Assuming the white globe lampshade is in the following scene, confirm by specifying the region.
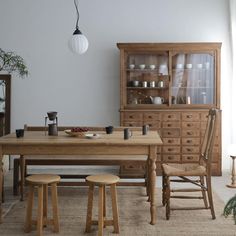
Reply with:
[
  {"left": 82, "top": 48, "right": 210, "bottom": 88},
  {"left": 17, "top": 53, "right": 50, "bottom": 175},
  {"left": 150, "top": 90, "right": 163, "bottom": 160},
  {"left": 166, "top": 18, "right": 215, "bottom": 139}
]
[{"left": 69, "top": 33, "right": 89, "bottom": 55}]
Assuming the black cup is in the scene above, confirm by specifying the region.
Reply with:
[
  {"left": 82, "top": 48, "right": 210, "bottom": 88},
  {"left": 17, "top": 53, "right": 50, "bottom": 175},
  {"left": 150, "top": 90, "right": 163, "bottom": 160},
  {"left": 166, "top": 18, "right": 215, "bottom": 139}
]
[
  {"left": 105, "top": 126, "right": 113, "bottom": 134},
  {"left": 16, "top": 129, "right": 24, "bottom": 138},
  {"left": 142, "top": 125, "right": 149, "bottom": 135},
  {"left": 124, "top": 128, "right": 132, "bottom": 140}
]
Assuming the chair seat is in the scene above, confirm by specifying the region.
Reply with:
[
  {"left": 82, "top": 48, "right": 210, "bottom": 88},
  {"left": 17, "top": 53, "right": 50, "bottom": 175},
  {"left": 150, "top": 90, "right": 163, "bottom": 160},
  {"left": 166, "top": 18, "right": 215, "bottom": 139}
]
[
  {"left": 26, "top": 174, "right": 61, "bottom": 185},
  {"left": 162, "top": 163, "right": 206, "bottom": 176},
  {"left": 86, "top": 174, "right": 120, "bottom": 185}
]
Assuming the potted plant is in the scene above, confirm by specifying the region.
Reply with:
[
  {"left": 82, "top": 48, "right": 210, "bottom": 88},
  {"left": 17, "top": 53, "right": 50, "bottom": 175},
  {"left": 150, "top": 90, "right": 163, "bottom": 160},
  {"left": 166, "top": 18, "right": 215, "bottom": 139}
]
[
  {"left": 0, "top": 48, "right": 28, "bottom": 78},
  {"left": 223, "top": 195, "right": 236, "bottom": 224}
]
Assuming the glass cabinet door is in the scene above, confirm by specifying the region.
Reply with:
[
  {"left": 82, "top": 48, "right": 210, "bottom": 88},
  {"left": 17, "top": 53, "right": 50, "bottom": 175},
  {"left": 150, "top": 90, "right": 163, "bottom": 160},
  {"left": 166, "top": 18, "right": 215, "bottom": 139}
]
[
  {"left": 171, "top": 52, "right": 214, "bottom": 105},
  {"left": 126, "top": 52, "right": 169, "bottom": 106}
]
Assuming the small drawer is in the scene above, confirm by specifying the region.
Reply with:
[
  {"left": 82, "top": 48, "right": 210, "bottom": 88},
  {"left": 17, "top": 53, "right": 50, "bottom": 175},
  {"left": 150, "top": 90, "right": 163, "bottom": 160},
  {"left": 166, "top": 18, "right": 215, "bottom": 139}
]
[
  {"left": 143, "top": 121, "right": 161, "bottom": 129},
  {"left": 182, "top": 146, "right": 200, "bottom": 154},
  {"left": 182, "top": 154, "right": 199, "bottom": 162},
  {"left": 182, "top": 122, "right": 200, "bottom": 129},
  {"left": 123, "top": 121, "right": 143, "bottom": 127},
  {"left": 124, "top": 112, "right": 143, "bottom": 121},
  {"left": 162, "top": 129, "right": 180, "bottom": 137},
  {"left": 201, "top": 112, "right": 209, "bottom": 121},
  {"left": 156, "top": 147, "right": 161, "bottom": 154},
  {"left": 143, "top": 113, "right": 160, "bottom": 120},
  {"left": 162, "top": 113, "right": 180, "bottom": 121},
  {"left": 182, "top": 112, "right": 200, "bottom": 121},
  {"left": 163, "top": 154, "right": 181, "bottom": 162},
  {"left": 156, "top": 154, "right": 162, "bottom": 161},
  {"left": 182, "top": 138, "right": 200, "bottom": 145},
  {"left": 163, "top": 146, "right": 181, "bottom": 154},
  {"left": 162, "top": 122, "right": 181, "bottom": 128},
  {"left": 182, "top": 129, "right": 200, "bottom": 137},
  {"left": 163, "top": 138, "right": 180, "bottom": 145}
]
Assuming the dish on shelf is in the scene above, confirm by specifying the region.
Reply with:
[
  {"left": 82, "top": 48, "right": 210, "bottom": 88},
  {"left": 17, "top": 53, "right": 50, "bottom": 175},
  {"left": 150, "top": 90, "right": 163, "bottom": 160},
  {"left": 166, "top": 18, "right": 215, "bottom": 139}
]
[
  {"left": 64, "top": 129, "right": 88, "bottom": 137},
  {"left": 85, "top": 133, "right": 101, "bottom": 139}
]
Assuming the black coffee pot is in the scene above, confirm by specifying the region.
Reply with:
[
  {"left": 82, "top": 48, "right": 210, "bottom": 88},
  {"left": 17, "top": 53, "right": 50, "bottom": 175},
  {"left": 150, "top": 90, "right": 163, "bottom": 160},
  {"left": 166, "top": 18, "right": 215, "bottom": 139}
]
[{"left": 45, "top": 111, "right": 58, "bottom": 136}]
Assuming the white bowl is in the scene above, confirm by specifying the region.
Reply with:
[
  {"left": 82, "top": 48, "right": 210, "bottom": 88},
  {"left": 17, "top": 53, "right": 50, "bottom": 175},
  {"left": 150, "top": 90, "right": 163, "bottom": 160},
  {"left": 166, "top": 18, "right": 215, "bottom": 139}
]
[
  {"left": 196, "top": 63, "right": 203, "bottom": 69},
  {"left": 149, "top": 65, "right": 156, "bottom": 70},
  {"left": 129, "top": 64, "right": 135, "bottom": 69},
  {"left": 139, "top": 64, "right": 146, "bottom": 69},
  {"left": 186, "top": 63, "right": 192, "bottom": 69},
  {"left": 176, "top": 64, "right": 183, "bottom": 69}
]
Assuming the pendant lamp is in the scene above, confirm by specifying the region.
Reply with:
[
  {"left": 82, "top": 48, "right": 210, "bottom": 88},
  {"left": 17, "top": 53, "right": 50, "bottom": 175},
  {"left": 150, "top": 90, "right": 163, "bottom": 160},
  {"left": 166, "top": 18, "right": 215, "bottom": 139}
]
[{"left": 68, "top": 0, "right": 88, "bottom": 54}]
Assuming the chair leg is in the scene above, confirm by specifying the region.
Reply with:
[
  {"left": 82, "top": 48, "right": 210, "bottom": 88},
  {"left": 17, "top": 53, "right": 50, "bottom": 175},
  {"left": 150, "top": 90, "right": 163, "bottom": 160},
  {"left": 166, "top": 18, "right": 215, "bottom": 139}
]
[
  {"left": 37, "top": 185, "right": 44, "bottom": 236},
  {"left": 85, "top": 183, "right": 94, "bottom": 233},
  {"left": 51, "top": 183, "right": 60, "bottom": 233},
  {"left": 110, "top": 184, "right": 119, "bottom": 234},
  {"left": 166, "top": 176, "right": 170, "bottom": 220},
  {"left": 98, "top": 186, "right": 104, "bottom": 236},
  {"left": 206, "top": 175, "right": 216, "bottom": 219},
  {"left": 13, "top": 158, "right": 19, "bottom": 196},
  {"left": 162, "top": 174, "right": 167, "bottom": 206},
  {"left": 19, "top": 155, "right": 25, "bottom": 201},
  {"left": 2, "top": 175, "right": 4, "bottom": 203},
  {"left": 103, "top": 185, "right": 106, "bottom": 223},
  {"left": 200, "top": 176, "right": 208, "bottom": 209},
  {"left": 24, "top": 185, "right": 34, "bottom": 233}
]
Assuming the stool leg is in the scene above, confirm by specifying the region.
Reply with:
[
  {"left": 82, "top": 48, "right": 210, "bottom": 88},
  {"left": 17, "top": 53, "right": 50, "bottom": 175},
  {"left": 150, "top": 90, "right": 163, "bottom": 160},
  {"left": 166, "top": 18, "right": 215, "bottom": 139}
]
[
  {"left": 24, "top": 185, "right": 34, "bottom": 233},
  {"left": 43, "top": 184, "right": 48, "bottom": 226},
  {"left": 110, "top": 184, "right": 119, "bottom": 234},
  {"left": 103, "top": 185, "right": 106, "bottom": 219},
  {"left": 98, "top": 185, "right": 104, "bottom": 236},
  {"left": 51, "top": 183, "right": 60, "bottom": 233},
  {"left": 85, "top": 183, "right": 94, "bottom": 233},
  {"left": 37, "top": 185, "right": 43, "bottom": 236}
]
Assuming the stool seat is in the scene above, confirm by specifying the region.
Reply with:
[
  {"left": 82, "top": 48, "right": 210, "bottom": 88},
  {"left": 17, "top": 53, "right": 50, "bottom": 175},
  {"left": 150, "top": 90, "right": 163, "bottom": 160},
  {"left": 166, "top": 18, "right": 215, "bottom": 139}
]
[
  {"left": 86, "top": 174, "right": 120, "bottom": 185},
  {"left": 26, "top": 174, "right": 61, "bottom": 185}
]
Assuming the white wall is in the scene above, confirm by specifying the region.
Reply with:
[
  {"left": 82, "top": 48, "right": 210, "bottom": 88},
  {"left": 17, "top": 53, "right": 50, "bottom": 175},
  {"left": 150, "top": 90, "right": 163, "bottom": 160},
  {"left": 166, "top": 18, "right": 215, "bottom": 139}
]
[{"left": 0, "top": 0, "right": 232, "bottom": 170}]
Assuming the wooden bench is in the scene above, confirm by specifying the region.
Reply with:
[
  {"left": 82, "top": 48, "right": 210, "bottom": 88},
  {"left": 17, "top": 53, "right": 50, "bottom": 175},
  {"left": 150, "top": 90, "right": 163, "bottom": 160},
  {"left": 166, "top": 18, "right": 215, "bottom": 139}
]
[{"left": 13, "top": 126, "right": 147, "bottom": 198}]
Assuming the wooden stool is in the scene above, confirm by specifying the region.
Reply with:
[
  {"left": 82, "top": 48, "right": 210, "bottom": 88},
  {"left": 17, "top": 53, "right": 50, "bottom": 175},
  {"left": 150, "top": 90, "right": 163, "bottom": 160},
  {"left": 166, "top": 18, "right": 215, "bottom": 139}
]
[
  {"left": 24, "top": 174, "right": 61, "bottom": 236},
  {"left": 85, "top": 174, "right": 120, "bottom": 236}
]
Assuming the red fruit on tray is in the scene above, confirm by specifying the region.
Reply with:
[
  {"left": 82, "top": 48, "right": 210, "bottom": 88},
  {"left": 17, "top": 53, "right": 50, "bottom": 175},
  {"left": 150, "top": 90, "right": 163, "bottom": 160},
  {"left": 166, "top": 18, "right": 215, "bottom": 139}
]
[{"left": 71, "top": 127, "right": 89, "bottom": 132}]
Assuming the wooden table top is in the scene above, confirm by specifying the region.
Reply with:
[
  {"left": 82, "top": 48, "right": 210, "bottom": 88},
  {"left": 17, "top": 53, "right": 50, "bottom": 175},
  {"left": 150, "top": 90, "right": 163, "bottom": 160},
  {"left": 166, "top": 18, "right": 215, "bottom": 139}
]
[{"left": 0, "top": 130, "right": 162, "bottom": 146}]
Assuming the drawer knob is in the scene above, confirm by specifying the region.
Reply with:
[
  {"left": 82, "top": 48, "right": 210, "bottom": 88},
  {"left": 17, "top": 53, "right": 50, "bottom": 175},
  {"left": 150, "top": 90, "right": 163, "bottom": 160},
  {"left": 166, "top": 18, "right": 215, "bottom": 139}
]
[
  {"left": 187, "top": 132, "right": 192, "bottom": 135},
  {"left": 168, "top": 115, "right": 171, "bottom": 118},
  {"left": 168, "top": 124, "right": 171, "bottom": 127},
  {"left": 168, "top": 140, "right": 172, "bottom": 143},
  {"left": 129, "top": 116, "right": 133, "bottom": 118},
  {"left": 168, "top": 148, "right": 173, "bottom": 151},
  {"left": 187, "top": 156, "right": 193, "bottom": 160},
  {"left": 168, "top": 156, "right": 173, "bottom": 160},
  {"left": 187, "top": 148, "right": 192, "bottom": 151},
  {"left": 187, "top": 140, "right": 192, "bottom": 143},
  {"left": 187, "top": 115, "right": 192, "bottom": 118},
  {"left": 148, "top": 116, "right": 152, "bottom": 118},
  {"left": 187, "top": 124, "right": 191, "bottom": 127},
  {"left": 129, "top": 124, "right": 133, "bottom": 127},
  {"left": 167, "top": 132, "right": 171, "bottom": 135}
]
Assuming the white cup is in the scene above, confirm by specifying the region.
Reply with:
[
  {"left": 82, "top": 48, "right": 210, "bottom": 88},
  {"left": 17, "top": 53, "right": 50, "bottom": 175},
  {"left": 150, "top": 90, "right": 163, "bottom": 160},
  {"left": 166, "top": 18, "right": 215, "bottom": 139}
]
[
  {"left": 149, "top": 64, "right": 156, "bottom": 70},
  {"left": 129, "top": 64, "right": 135, "bottom": 69},
  {"left": 139, "top": 64, "right": 146, "bottom": 69},
  {"left": 186, "top": 63, "right": 192, "bottom": 69}
]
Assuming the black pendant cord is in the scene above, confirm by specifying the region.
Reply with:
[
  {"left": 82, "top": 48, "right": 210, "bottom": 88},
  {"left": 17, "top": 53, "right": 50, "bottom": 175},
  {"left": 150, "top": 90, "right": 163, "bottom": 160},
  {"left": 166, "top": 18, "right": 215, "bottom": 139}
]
[{"left": 74, "top": 0, "right": 80, "bottom": 30}]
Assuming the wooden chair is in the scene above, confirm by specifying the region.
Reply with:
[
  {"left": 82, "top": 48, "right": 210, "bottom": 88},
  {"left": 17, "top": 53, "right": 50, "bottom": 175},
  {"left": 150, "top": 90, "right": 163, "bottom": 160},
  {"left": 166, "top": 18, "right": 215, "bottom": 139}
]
[
  {"left": 162, "top": 108, "right": 219, "bottom": 220},
  {"left": 85, "top": 174, "right": 120, "bottom": 236},
  {"left": 24, "top": 174, "right": 60, "bottom": 236}
]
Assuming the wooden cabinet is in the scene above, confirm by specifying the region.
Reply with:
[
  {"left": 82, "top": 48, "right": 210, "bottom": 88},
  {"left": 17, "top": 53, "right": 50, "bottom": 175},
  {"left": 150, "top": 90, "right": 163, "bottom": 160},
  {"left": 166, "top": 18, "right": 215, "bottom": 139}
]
[{"left": 117, "top": 43, "right": 221, "bottom": 176}]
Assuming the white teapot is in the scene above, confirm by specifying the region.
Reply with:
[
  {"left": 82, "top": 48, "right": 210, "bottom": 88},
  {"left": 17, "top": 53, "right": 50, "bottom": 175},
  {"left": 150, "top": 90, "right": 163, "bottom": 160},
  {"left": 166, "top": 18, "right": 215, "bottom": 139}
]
[{"left": 150, "top": 96, "right": 164, "bottom": 104}]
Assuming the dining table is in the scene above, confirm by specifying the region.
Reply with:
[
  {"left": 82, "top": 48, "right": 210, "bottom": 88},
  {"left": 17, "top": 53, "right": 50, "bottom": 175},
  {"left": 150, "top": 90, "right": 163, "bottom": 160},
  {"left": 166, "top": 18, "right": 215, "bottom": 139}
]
[{"left": 0, "top": 129, "right": 162, "bottom": 225}]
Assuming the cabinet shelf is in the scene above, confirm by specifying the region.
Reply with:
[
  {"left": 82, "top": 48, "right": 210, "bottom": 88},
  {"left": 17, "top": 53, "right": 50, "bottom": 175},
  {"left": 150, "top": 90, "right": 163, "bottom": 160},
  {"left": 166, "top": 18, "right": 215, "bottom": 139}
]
[{"left": 127, "top": 87, "right": 168, "bottom": 90}]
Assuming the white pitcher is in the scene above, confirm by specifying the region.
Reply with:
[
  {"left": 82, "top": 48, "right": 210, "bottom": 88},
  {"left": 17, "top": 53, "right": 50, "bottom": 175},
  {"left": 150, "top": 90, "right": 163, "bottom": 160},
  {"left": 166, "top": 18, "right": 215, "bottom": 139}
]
[{"left": 150, "top": 96, "right": 164, "bottom": 104}]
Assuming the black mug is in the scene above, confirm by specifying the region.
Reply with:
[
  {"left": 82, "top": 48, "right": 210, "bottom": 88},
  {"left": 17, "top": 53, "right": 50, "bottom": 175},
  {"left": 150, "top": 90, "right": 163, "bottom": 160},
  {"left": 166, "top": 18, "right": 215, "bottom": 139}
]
[
  {"left": 16, "top": 129, "right": 24, "bottom": 138},
  {"left": 124, "top": 128, "right": 132, "bottom": 140},
  {"left": 142, "top": 125, "right": 149, "bottom": 135},
  {"left": 105, "top": 126, "right": 113, "bottom": 134}
]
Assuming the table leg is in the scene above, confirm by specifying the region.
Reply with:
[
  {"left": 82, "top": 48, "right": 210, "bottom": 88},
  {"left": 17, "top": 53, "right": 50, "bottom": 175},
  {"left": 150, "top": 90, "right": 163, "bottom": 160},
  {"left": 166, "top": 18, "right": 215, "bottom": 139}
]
[
  {"left": 20, "top": 155, "right": 25, "bottom": 201},
  {"left": 149, "top": 145, "right": 157, "bottom": 225},
  {"left": 0, "top": 146, "right": 3, "bottom": 223}
]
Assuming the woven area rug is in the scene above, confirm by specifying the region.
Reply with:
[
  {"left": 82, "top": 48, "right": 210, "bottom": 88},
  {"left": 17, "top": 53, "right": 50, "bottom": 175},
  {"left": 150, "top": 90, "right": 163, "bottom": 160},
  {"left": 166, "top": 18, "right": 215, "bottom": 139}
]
[{"left": 0, "top": 187, "right": 236, "bottom": 236}]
